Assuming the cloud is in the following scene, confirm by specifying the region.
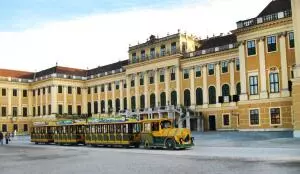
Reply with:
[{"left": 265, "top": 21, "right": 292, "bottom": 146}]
[{"left": 0, "top": 0, "right": 270, "bottom": 72}]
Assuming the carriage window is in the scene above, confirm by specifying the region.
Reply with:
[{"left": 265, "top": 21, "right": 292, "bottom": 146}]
[
  {"left": 161, "top": 120, "right": 172, "bottom": 129},
  {"left": 144, "top": 123, "right": 151, "bottom": 132},
  {"left": 116, "top": 124, "right": 121, "bottom": 133},
  {"left": 123, "top": 124, "right": 128, "bottom": 133},
  {"left": 152, "top": 122, "right": 159, "bottom": 131}
]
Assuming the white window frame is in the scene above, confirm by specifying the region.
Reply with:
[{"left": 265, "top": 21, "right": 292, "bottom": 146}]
[
  {"left": 249, "top": 108, "right": 260, "bottom": 126},
  {"left": 266, "top": 35, "right": 277, "bottom": 53},
  {"left": 247, "top": 40, "right": 257, "bottom": 57},
  {"left": 288, "top": 31, "right": 295, "bottom": 49},
  {"left": 235, "top": 58, "right": 240, "bottom": 71},
  {"left": 195, "top": 66, "right": 201, "bottom": 78},
  {"left": 208, "top": 64, "right": 215, "bottom": 76},
  {"left": 222, "top": 113, "right": 231, "bottom": 127},
  {"left": 269, "top": 107, "right": 281, "bottom": 126}
]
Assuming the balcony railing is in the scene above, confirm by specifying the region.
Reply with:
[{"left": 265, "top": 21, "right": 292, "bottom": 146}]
[
  {"left": 236, "top": 9, "right": 292, "bottom": 29},
  {"left": 129, "top": 48, "right": 182, "bottom": 64},
  {"left": 184, "top": 43, "right": 238, "bottom": 59}
]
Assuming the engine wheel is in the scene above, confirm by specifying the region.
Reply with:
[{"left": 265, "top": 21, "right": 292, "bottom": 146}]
[{"left": 165, "top": 139, "right": 175, "bottom": 150}]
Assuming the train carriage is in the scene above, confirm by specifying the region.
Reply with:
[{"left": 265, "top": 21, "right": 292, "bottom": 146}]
[
  {"left": 53, "top": 120, "right": 86, "bottom": 145},
  {"left": 31, "top": 122, "right": 56, "bottom": 144}
]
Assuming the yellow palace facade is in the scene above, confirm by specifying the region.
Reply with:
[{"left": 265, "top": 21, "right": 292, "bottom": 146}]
[{"left": 1, "top": 0, "right": 300, "bottom": 137}]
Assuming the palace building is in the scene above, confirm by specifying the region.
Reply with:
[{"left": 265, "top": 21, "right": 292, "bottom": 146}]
[{"left": 1, "top": 0, "right": 300, "bottom": 137}]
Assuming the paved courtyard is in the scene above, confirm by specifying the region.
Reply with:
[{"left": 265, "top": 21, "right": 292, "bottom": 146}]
[{"left": 1, "top": 132, "right": 300, "bottom": 174}]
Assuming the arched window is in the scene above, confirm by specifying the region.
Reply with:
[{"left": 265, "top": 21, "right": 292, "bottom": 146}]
[
  {"left": 196, "top": 88, "right": 203, "bottom": 105},
  {"left": 108, "top": 100, "right": 112, "bottom": 112},
  {"left": 209, "top": 86, "right": 216, "bottom": 104},
  {"left": 140, "top": 95, "right": 145, "bottom": 109},
  {"left": 123, "top": 98, "right": 127, "bottom": 110},
  {"left": 131, "top": 96, "right": 136, "bottom": 110},
  {"left": 236, "top": 83, "right": 241, "bottom": 95},
  {"left": 160, "top": 92, "right": 166, "bottom": 106},
  {"left": 184, "top": 89, "right": 191, "bottom": 107},
  {"left": 222, "top": 84, "right": 230, "bottom": 96},
  {"left": 150, "top": 93, "right": 155, "bottom": 108},
  {"left": 171, "top": 91, "right": 177, "bottom": 106},
  {"left": 115, "top": 99, "right": 120, "bottom": 112},
  {"left": 101, "top": 100, "right": 105, "bottom": 113}
]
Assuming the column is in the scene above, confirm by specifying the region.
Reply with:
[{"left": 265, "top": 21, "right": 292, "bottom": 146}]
[
  {"left": 18, "top": 89, "right": 22, "bottom": 116},
  {"left": 82, "top": 87, "right": 87, "bottom": 114},
  {"left": 154, "top": 69, "right": 159, "bottom": 107},
  {"left": 190, "top": 67, "right": 195, "bottom": 107},
  {"left": 216, "top": 62, "right": 221, "bottom": 106},
  {"left": 7, "top": 88, "right": 12, "bottom": 116},
  {"left": 40, "top": 88, "right": 43, "bottom": 115},
  {"left": 279, "top": 32, "right": 290, "bottom": 97},
  {"left": 176, "top": 65, "right": 181, "bottom": 106},
  {"left": 258, "top": 37, "right": 268, "bottom": 98},
  {"left": 202, "top": 65, "right": 208, "bottom": 108},
  {"left": 35, "top": 89, "right": 38, "bottom": 115},
  {"left": 45, "top": 87, "right": 48, "bottom": 115},
  {"left": 126, "top": 76, "right": 131, "bottom": 110},
  {"left": 63, "top": 86, "right": 67, "bottom": 114},
  {"left": 51, "top": 85, "right": 57, "bottom": 114},
  {"left": 291, "top": 0, "right": 300, "bottom": 138},
  {"left": 120, "top": 80, "right": 124, "bottom": 110},
  {"left": 238, "top": 42, "right": 248, "bottom": 101},
  {"left": 28, "top": 89, "right": 32, "bottom": 116},
  {"left": 112, "top": 82, "right": 116, "bottom": 114},
  {"left": 91, "top": 87, "right": 94, "bottom": 114},
  {"left": 230, "top": 59, "right": 236, "bottom": 95},
  {"left": 165, "top": 68, "right": 170, "bottom": 105},
  {"left": 98, "top": 86, "right": 101, "bottom": 115},
  {"left": 135, "top": 74, "right": 140, "bottom": 109},
  {"left": 72, "top": 87, "right": 76, "bottom": 114},
  {"left": 104, "top": 84, "right": 108, "bottom": 113},
  {"left": 144, "top": 72, "right": 149, "bottom": 108}
]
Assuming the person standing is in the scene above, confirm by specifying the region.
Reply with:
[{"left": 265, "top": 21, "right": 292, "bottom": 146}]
[
  {"left": 0, "top": 132, "right": 3, "bottom": 146},
  {"left": 5, "top": 133, "right": 9, "bottom": 144}
]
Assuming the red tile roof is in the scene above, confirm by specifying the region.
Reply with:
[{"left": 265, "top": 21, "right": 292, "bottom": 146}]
[{"left": 0, "top": 69, "right": 34, "bottom": 79}]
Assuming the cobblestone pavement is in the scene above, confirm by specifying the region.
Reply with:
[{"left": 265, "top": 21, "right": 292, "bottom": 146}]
[{"left": 0, "top": 132, "right": 300, "bottom": 174}]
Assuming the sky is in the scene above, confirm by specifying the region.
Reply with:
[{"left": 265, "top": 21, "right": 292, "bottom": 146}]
[{"left": 0, "top": 0, "right": 271, "bottom": 72}]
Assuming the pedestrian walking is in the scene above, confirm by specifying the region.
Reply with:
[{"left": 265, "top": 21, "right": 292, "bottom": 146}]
[
  {"left": 5, "top": 133, "right": 9, "bottom": 144},
  {"left": 0, "top": 132, "right": 3, "bottom": 146}
]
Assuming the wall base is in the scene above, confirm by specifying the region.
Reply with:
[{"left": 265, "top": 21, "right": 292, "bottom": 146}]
[{"left": 294, "top": 130, "right": 300, "bottom": 138}]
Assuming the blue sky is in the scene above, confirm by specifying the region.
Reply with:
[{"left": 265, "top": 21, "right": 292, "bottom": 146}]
[{"left": 0, "top": 0, "right": 204, "bottom": 31}]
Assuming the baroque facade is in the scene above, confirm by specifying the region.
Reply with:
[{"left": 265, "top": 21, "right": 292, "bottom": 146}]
[{"left": 1, "top": 0, "right": 300, "bottom": 136}]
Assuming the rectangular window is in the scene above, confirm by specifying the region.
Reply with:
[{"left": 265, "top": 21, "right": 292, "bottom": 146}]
[
  {"left": 221, "top": 61, "right": 228, "bottom": 73},
  {"left": 149, "top": 73, "right": 154, "bottom": 84},
  {"left": 115, "top": 81, "right": 120, "bottom": 90},
  {"left": 13, "top": 124, "right": 18, "bottom": 132},
  {"left": 131, "top": 79, "right": 135, "bottom": 87},
  {"left": 88, "top": 87, "right": 91, "bottom": 94},
  {"left": 48, "top": 86, "right": 51, "bottom": 93},
  {"left": 43, "top": 87, "right": 45, "bottom": 95},
  {"left": 249, "top": 76, "right": 258, "bottom": 95},
  {"left": 183, "top": 69, "right": 189, "bottom": 79},
  {"left": 108, "top": 83, "right": 112, "bottom": 91},
  {"left": 289, "top": 32, "right": 294, "bottom": 48},
  {"left": 270, "top": 73, "right": 279, "bottom": 93},
  {"left": 250, "top": 109, "right": 259, "bottom": 125},
  {"left": 12, "top": 107, "right": 18, "bottom": 116},
  {"left": 208, "top": 64, "right": 214, "bottom": 75},
  {"left": 23, "top": 107, "right": 27, "bottom": 117},
  {"left": 247, "top": 40, "right": 256, "bottom": 56},
  {"left": 23, "top": 90, "right": 27, "bottom": 97},
  {"left": 33, "top": 107, "right": 36, "bottom": 117},
  {"left": 101, "top": 85, "right": 104, "bottom": 92},
  {"left": 67, "top": 86, "right": 72, "bottom": 94},
  {"left": 77, "top": 105, "right": 81, "bottom": 115},
  {"left": 94, "top": 86, "right": 97, "bottom": 93},
  {"left": 24, "top": 124, "right": 28, "bottom": 132},
  {"left": 77, "top": 87, "right": 81, "bottom": 94},
  {"left": 38, "top": 89, "right": 40, "bottom": 95},
  {"left": 267, "top": 36, "right": 277, "bottom": 52},
  {"left": 58, "top": 105, "right": 63, "bottom": 115},
  {"left": 58, "top": 86, "right": 63, "bottom": 93},
  {"left": 270, "top": 108, "right": 280, "bottom": 125},
  {"left": 140, "top": 75, "right": 144, "bottom": 86},
  {"left": 38, "top": 106, "right": 40, "bottom": 116},
  {"left": 13, "top": 89, "right": 17, "bottom": 96},
  {"left": 236, "top": 59, "right": 240, "bottom": 71},
  {"left": 170, "top": 68, "right": 175, "bottom": 81},
  {"left": 223, "top": 114, "right": 230, "bottom": 126},
  {"left": 43, "top": 105, "right": 46, "bottom": 115},
  {"left": 160, "top": 70, "right": 164, "bottom": 82},
  {"left": 2, "top": 124, "right": 7, "bottom": 132},
  {"left": 48, "top": 104, "right": 51, "bottom": 115},
  {"left": 124, "top": 82, "right": 127, "bottom": 89},
  {"left": 171, "top": 42, "right": 176, "bottom": 54},
  {"left": 150, "top": 48, "right": 155, "bottom": 59},
  {"left": 161, "top": 45, "right": 166, "bottom": 56},
  {"left": 33, "top": 90, "right": 35, "bottom": 96},
  {"left": 132, "top": 52, "right": 137, "bottom": 62},
  {"left": 195, "top": 66, "right": 201, "bottom": 77},
  {"left": 141, "top": 50, "right": 145, "bottom": 60},
  {"left": 2, "top": 88, "right": 6, "bottom": 96},
  {"left": 68, "top": 105, "right": 72, "bottom": 115},
  {"left": 1, "top": 107, "right": 6, "bottom": 116}
]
